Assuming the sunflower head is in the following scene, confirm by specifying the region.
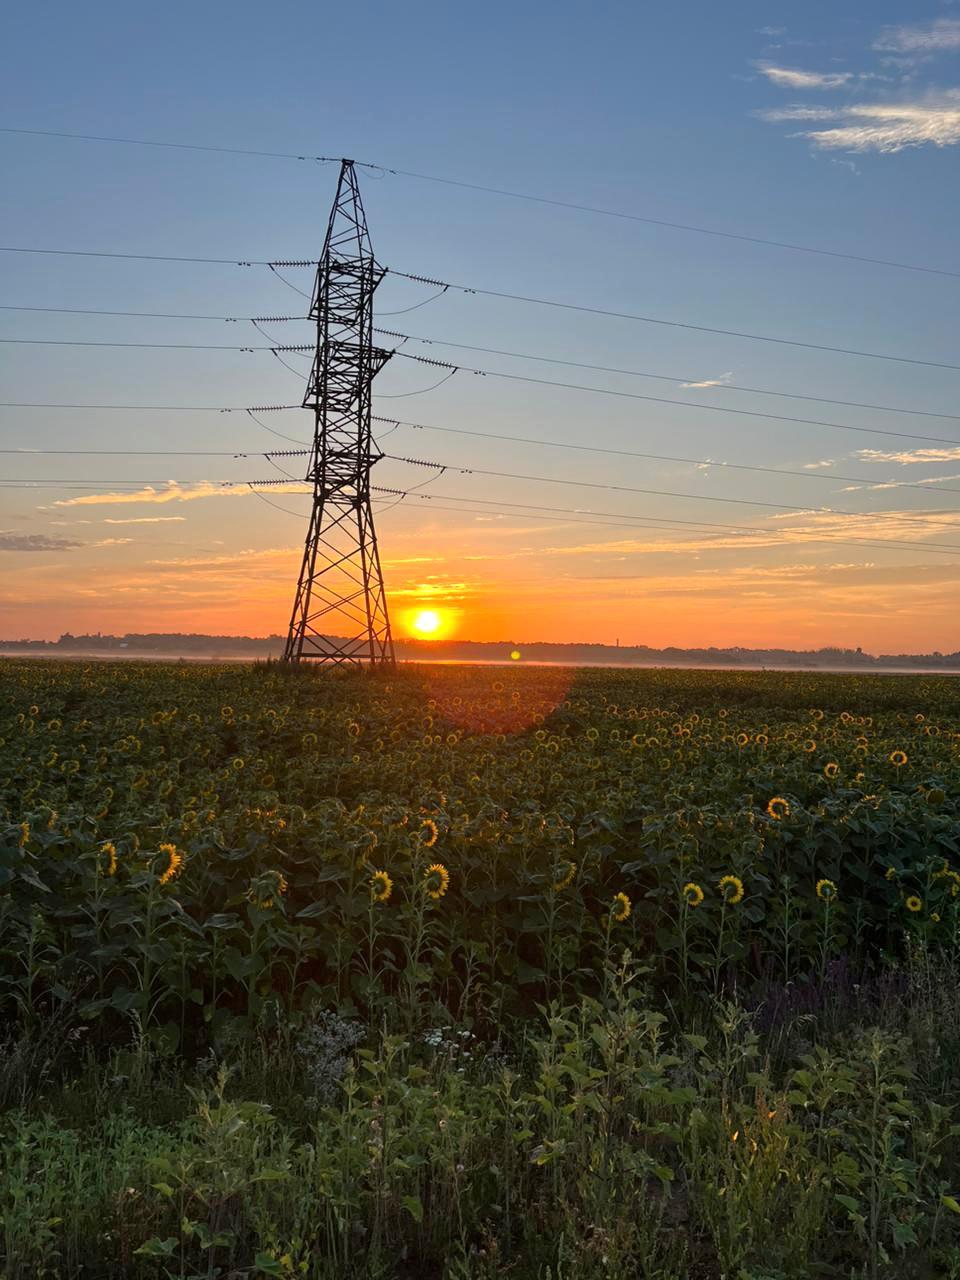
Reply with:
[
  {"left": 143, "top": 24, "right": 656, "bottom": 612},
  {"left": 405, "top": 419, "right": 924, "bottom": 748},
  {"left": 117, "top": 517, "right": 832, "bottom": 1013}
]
[
  {"left": 424, "top": 862, "right": 450, "bottom": 900},
  {"left": 823, "top": 762, "right": 839, "bottom": 780},
  {"left": 803, "top": 740, "right": 817, "bottom": 753},
  {"left": 766, "top": 796, "right": 790, "bottom": 821},
  {"left": 611, "top": 891, "right": 632, "bottom": 923},
  {"left": 420, "top": 818, "right": 439, "bottom": 848},
  {"left": 816, "top": 878, "right": 837, "bottom": 902},
  {"left": 885, "top": 866, "right": 897, "bottom": 881},
  {"left": 682, "top": 881, "right": 705, "bottom": 908},
  {"left": 158, "top": 842, "right": 183, "bottom": 886},
  {"left": 370, "top": 869, "right": 393, "bottom": 903},
  {"left": 100, "top": 842, "right": 118, "bottom": 877},
  {"left": 889, "top": 750, "right": 908, "bottom": 767},
  {"left": 905, "top": 895, "right": 923, "bottom": 914},
  {"left": 718, "top": 875, "right": 744, "bottom": 905},
  {"left": 553, "top": 860, "right": 577, "bottom": 892}
]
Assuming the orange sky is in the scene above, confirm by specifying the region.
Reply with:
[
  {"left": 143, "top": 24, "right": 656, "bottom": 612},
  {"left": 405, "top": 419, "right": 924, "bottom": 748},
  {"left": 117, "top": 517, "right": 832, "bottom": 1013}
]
[{"left": 4, "top": 483, "right": 959, "bottom": 652}]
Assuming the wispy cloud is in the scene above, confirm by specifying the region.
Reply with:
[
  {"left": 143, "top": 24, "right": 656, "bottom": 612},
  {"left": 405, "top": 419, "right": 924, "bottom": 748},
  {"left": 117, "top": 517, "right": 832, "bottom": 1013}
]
[
  {"left": 803, "top": 459, "right": 836, "bottom": 469},
  {"left": 874, "top": 19, "right": 960, "bottom": 54},
  {"left": 53, "top": 481, "right": 307, "bottom": 508},
  {"left": 103, "top": 515, "right": 188, "bottom": 525},
  {"left": 856, "top": 447, "right": 960, "bottom": 465},
  {"left": 680, "top": 371, "right": 734, "bottom": 389},
  {"left": 0, "top": 531, "right": 82, "bottom": 551},
  {"left": 756, "top": 63, "right": 854, "bottom": 89},
  {"left": 800, "top": 94, "right": 960, "bottom": 152}
]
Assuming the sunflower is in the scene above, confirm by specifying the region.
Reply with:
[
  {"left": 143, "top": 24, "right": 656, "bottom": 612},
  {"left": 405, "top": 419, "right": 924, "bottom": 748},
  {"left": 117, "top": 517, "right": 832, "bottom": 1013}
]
[
  {"left": 736, "top": 732, "right": 749, "bottom": 747},
  {"left": 816, "top": 878, "right": 837, "bottom": 901},
  {"left": 231, "top": 757, "right": 244, "bottom": 771},
  {"left": 905, "top": 895, "right": 923, "bottom": 913},
  {"left": 246, "top": 869, "right": 288, "bottom": 909},
  {"left": 370, "top": 869, "right": 393, "bottom": 903},
  {"left": 18, "top": 821, "right": 29, "bottom": 848},
  {"left": 718, "top": 875, "right": 745, "bottom": 905},
  {"left": 823, "top": 762, "right": 839, "bottom": 780},
  {"left": 889, "top": 750, "right": 908, "bottom": 767},
  {"left": 420, "top": 818, "right": 439, "bottom": 848},
  {"left": 158, "top": 842, "right": 183, "bottom": 886},
  {"left": 100, "top": 842, "right": 118, "bottom": 877},
  {"left": 766, "top": 796, "right": 790, "bottom": 821},
  {"left": 553, "top": 860, "right": 577, "bottom": 891},
  {"left": 682, "top": 881, "right": 705, "bottom": 908},
  {"left": 885, "top": 866, "right": 897, "bottom": 881},
  {"left": 803, "top": 740, "right": 817, "bottom": 753},
  {"left": 931, "top": 912, "right": 941, "bottom": 923},
  {"left": 611, "top": 891, "right": 632, "bottom": 923},
  {"left": 424, "top": 862, "right": 450, "bottom": 900}
]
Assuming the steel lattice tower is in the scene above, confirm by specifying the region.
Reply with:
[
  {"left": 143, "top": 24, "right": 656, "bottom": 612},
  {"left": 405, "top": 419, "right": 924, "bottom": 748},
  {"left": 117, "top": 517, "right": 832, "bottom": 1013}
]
[{"left": 283, "top": 160, "right": 395, "bottom": 666}]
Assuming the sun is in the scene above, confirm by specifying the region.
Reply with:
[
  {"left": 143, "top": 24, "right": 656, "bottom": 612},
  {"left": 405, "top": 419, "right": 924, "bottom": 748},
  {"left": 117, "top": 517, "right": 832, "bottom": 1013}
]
[{"left": 411, "top": 609, "right": 442, "bottom": 636}]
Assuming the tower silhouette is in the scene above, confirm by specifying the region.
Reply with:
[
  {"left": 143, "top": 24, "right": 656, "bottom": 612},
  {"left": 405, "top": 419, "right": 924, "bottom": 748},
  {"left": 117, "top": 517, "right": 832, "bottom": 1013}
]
[{"left": 283, "top": 160, "right": 395, "bottom": 666}]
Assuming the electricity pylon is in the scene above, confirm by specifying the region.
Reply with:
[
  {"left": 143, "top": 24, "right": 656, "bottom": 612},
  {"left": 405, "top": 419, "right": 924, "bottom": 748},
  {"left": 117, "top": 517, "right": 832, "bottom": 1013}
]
[{"left": 283, "top": 160, "right": 395, "bottom": 666}]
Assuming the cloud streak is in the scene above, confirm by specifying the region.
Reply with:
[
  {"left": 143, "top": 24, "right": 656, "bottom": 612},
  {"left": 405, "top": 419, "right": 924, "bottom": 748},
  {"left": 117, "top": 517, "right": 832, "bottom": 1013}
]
[
  {"left": 762, "top": 94, "right": 960, "bottom": 152},
  {"left": 757, "top": 63, "right": 855, "bottom": 89},
  {"left": 0, "top": 532, "right": 82, "bottom": 552},
  {"left": 874, "top": 19, "right": 960, "bottom": 54}
]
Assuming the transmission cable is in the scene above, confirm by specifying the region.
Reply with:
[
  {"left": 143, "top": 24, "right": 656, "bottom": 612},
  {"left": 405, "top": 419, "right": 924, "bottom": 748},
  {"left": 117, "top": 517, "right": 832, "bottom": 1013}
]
[
  {"left": 5, "top": 301, "right": 960, "bottom": 423},
  {"left": 367, "top": 415, "right": 960, "bottom": 497},
  {"left": 389, "top": 353, "right": 960, "bottom": 449},
  {"left": 380, "top": 451, "right": 960, "bottom": 537},
  {"left": 390, "top": 272, "right": 960, "bottom": 373},
  {"left": 4, "top": 127, "right": 956, "bottom": 280}
]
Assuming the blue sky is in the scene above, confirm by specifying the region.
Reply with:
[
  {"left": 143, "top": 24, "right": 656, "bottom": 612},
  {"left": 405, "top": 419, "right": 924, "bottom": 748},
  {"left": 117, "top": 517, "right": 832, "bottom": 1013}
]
[{"left": 2, "top": 1, "right": 960, "bottom": 649}]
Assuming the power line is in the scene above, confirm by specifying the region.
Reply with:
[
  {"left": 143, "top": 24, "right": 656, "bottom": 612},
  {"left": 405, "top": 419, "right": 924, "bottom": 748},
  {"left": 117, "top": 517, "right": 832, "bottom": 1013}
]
[
  {"left": 0, "top": 402, "right": 299, "bottom": 411},
  {"left": 0, "top": 246, "right": 275, "bottom": 266},
  {"left": 377, "top": 330, "right": 960, "bottom": 423},
  {"left": 390, "top": 271, "right": 960, "bottom": 373},
  {"left": 5, "top": 301, "right": 960, "bottom": 424},
  {"left": 380, "top": 451, "right": 960, "bottom": 537},
  {"left": 4, "top": 421, "right": 956, "bottom": 499},
  {"left": 4, "top": 127, "right": 956, "bottom": 281},
  {"left": 6, "top": 331, "right": 960, "bottom": 449},
  {"left": 392, "top": 353, "right": 960, "bottom": 449},
  {"left": 4, "top": 252, "right": 957, "bottom": 369},
  {"left": 370, "top": 487, "right": 960, "bottom": 558},
  {"left": 368, "top": 415, "right": 960, "bottom": 497}
]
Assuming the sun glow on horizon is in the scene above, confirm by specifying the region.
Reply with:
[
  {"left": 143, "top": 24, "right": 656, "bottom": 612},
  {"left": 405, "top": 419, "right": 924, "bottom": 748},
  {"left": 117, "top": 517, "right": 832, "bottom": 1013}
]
[{"left": 409, "top": 608, "right": 445, "bottom": 637}]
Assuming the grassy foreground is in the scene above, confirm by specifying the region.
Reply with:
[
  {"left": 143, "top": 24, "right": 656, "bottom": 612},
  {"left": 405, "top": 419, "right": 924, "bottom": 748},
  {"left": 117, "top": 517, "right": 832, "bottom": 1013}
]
[{"left": 2, "top": 659, "right": 960, "bottom": 1278}]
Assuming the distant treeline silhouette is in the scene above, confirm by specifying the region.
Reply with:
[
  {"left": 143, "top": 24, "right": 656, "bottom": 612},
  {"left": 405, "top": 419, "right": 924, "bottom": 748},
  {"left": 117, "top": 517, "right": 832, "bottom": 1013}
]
[{"left": 2, "top": 632, "right": 959, "bottom": 669}]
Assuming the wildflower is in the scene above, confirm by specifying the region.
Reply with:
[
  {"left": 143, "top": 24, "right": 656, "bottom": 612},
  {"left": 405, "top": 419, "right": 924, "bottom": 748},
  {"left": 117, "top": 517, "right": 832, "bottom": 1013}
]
[
  {"left": 100, "top": 842, "right": 118, "bottom": 877},
  {"left": 683, "top": 881, "right": 705, "bottom": 907},
  {"left": 611, "top": 891, "right": 632, "bottom": 923},
  {"left": 718, "top": 875, "right": 744, "bottom": 905},
  {"left": 816, "top": 878, "right": 837, "bottom": 901},
  {"left": 424, "top": 862, "right": 450, "bottom": 900},
  {"left": 766, "top": 796, "right": 790, "bottom": 821},
  {"left": 420, "top": 818, "right": 439, "bottom": 848},
  {"left": 158, "top": 842, "right": 183, "bottom": 886},
  {"left": 370, "top": 869, "right": 393, "bottom": 903},
  {"left": 553, "top": 860, "right": 577, "bottom": 891},
  {"left": 889, "top": 750, "right": 908, "bottom": 767},
  {"left": 931, "top": 912, "right": 941, "bottom": 923},
  {"left": 885, "top": 866, "right": 897, "bottom": 881},
  {"left": 905, "top": 895, "right": 923, "bottom": 913},
  {"left": 823, "top": 762, "right": 839, "bottom": 779}
]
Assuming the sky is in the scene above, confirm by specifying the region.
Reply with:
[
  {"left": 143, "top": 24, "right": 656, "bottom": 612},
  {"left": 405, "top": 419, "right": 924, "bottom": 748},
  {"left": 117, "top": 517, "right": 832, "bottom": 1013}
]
[{"left": 2, "top": 0, "right": 960, "bottom": 652}]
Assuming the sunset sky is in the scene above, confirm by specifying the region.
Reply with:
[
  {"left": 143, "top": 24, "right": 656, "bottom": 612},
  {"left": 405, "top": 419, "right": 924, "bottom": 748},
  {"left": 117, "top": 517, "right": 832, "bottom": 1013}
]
[{"left": 3, "top": 1, "right": 960, "bottom": 652}]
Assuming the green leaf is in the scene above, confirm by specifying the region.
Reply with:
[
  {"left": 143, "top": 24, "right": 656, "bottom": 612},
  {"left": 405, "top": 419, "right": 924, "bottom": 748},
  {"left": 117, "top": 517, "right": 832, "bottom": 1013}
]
[
  {"left": 401, "top": 1194, "right": 423, "bottom": 1223},
  {"left": 941, "top": 1194, "right": 960, "bottom": 1215}
]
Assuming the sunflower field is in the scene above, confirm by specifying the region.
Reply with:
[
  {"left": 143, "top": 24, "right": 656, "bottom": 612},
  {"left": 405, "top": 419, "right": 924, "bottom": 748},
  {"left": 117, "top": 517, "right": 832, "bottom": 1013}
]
[{"left": 2, "top": 659, "right": 960, "bottom": 1278}]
